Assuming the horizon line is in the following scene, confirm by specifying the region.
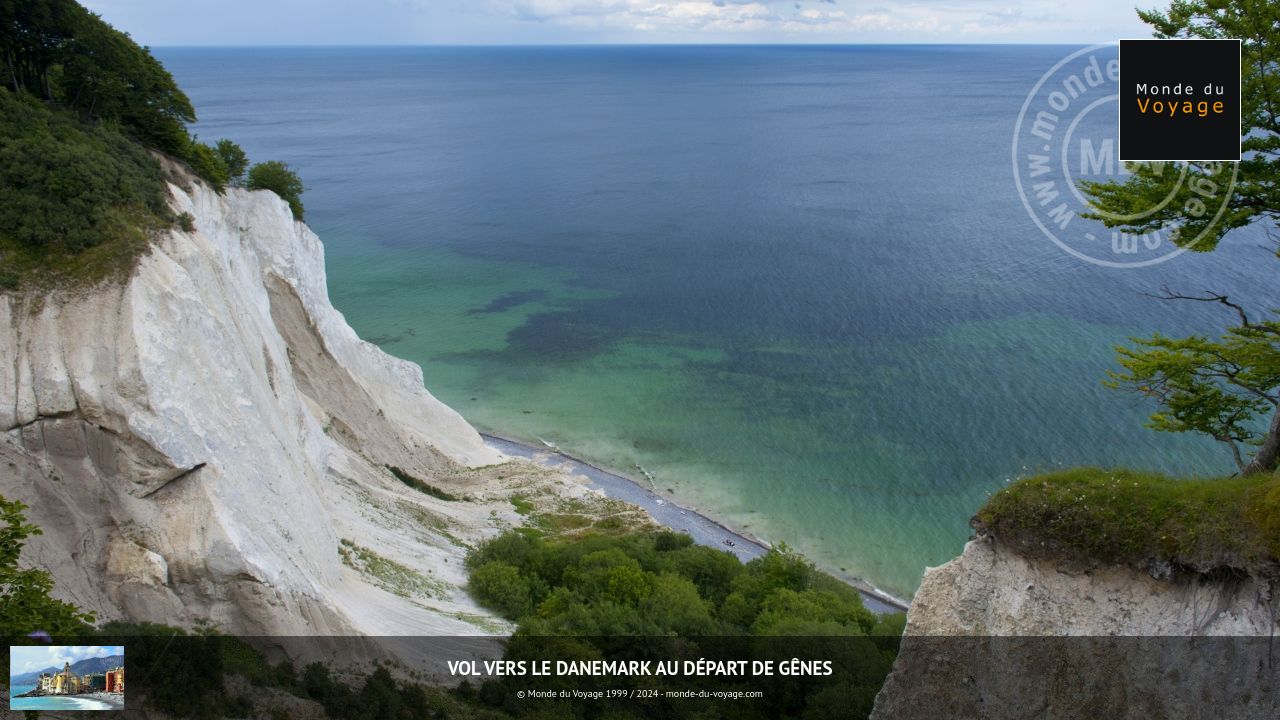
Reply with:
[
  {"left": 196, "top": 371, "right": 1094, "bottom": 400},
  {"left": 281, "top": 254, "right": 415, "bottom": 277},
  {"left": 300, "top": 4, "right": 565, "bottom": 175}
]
[{"left": 150, "top": 40, "right": 1123, "bottom": 49}]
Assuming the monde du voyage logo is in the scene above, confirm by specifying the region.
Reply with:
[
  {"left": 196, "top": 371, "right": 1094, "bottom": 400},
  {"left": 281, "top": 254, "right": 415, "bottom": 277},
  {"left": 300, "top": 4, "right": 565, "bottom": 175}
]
[{"left": 1013, "top": 40, "right": 1241, "bottom": 268}]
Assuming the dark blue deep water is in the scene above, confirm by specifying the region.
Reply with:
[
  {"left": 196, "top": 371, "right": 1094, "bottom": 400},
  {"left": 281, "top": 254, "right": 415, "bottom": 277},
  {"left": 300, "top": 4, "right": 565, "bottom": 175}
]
[{"left": 159, "top": 46, "right": 1273, "bottom": 598}]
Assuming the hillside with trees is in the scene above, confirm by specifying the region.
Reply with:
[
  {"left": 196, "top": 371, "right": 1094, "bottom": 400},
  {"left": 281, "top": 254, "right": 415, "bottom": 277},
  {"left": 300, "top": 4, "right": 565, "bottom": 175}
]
[{"left": 0, "top": 0, "right": 302, "bottom": 289}]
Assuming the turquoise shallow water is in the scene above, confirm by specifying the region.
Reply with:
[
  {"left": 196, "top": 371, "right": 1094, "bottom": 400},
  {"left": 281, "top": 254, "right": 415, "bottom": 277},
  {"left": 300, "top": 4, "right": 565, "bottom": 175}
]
[
  {"left": 161, "top": 46, "right": 1271, "bottom": 598},
  {"left": 8, "top": 684, "right": 115, "bottom": 711}
]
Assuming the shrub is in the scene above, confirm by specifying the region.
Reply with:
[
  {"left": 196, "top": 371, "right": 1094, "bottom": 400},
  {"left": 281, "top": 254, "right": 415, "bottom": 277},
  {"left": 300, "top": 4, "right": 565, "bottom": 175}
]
[
  {"left": 185, "top": 139, "right": 230, "bottom": 192},
  {"left": 248, "top": 160, "right": 305, "bottom": 220},
  {"left": 469, "top": 561, "right": 532, "bottom": 618},
  {"left": 385, "top": 465, "right": 460, "bottom": 501},
  {"left": 467, "top": 530, "right": 902, "bottom": 719},
  {"left": 214, "top": 139, "right": 249, "bottom": 185},
  {"left": 0, "top": 3, "right": 292, "bottom": 288},
  {"left": 0, "top": 495, "right": 96, "bottom": 635},
  {"left": 0, "top": 89, "right": 177, "bottom": 288}
]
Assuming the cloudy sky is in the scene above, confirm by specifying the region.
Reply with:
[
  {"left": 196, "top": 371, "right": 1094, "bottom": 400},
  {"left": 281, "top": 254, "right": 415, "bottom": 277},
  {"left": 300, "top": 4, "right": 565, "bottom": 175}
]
[
  {"left": 9, "top": 646, "right": 124, "bottom": 676},
  {"left": 81, "top": 0, "right": 1150, "bottom": 46}
]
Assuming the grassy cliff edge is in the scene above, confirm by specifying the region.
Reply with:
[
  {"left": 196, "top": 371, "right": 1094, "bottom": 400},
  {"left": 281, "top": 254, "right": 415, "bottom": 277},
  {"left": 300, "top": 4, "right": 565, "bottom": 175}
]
[{"left": 973, "top": 467, "right": 1280, "bottom": 581}]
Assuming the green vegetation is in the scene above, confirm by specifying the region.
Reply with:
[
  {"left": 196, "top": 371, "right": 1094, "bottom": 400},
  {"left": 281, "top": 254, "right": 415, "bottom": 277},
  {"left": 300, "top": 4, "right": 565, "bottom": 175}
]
[
  {"left": 0, "top": 89, "right": 171, "bottom": 288},
  {"left": 0, "top": 495, "right": 95, "bottom": 635},
  {"left": 509, "top": 494, "right": 536, "bottom": 516},
  {"left": 185, "top": 139, "right": 231, "bottom": 192},
  {"left": 214, "top": 139, "right": 249, "bottom": 185},
  {"left": 1106, "top": 322, "right": 1280, "bottom": 474},
  {"left": 0, "top": 2, "right": 302, "bottom": 288},
  {"left": 989, "top": 1, "right": 1280, "bottom": 579},
  {"left": 502, "top": 488, "right": 650, "bottom": 538},
  {"left": 975, "top": 468, "right": 1280, "bottom": 577},
  {"left": 89, "top": 623, "right": 507, "bottom": 720},
  {"left": 2, "top": 0, "right": 195, "bottom": 157},
  {"left": 1081, "top": 0, "right": 1280, "bottom": 476},
  {"left": 465, "top": 530, "right": 904, "bottom": 718},
  {"left": 248, "top": 160, "right": 306, "bottom": 220},
  {"left": 338, "top": 538, "right": 448, "bottom": 600},
  {"left": 467, "top": 530, "right": 893, "bottom": 636},
  {"left": 386, "top": 464, "right": 461, "bottom": 501},
  {"left": 1081, "top": 0, "right": 1278, "bottom": 254}
]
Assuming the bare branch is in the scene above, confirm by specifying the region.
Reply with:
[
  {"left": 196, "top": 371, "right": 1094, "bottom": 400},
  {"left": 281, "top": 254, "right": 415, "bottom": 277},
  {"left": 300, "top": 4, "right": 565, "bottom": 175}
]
[{"left": 1141, "top": 285, "right": 1253, "bottom": 326}]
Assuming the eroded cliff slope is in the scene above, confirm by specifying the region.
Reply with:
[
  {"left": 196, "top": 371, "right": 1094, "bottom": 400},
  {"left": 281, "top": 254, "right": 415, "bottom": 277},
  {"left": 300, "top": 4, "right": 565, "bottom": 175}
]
[
  {"left": 872, "top": 537, "right": 1280, "bottom": 719},
  {"left": 0, "top": 171, "right": 570, "bottom": 636}
]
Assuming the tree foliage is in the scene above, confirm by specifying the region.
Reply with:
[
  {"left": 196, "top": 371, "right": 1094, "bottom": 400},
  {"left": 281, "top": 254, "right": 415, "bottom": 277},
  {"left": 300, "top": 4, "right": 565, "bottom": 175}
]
[
  {"left": 466, "top": 530, "right": 903, "bottom": 719},
  {"left": 0, "top": 89, "right": 170, "bottom": 253},
  {"left": 214, "top": 138, "right": 248, "bottom": 185},
  {"left": 185, "top": 139, "right": 230, "bottom": 192},
  {"left": 1, "top": 0, "right": 194, "bottom": 156},
  {"left": 1084, "top": 1, "right": 1280, "bottom": 475},
  {"left": 0, "top": 495, "right": 95, "bottom": 636},
  {"left": 0, "top": 1, "right": 297, "bottom": 285},
  {"left": 1107, "top": 321, "right": 1280, "bottom": 474},
  {"left": 1080, "top": 0, "right": 1279, "bottom": 252},
  {"left": 248, "top": 160, "right": 306, "bottom": 220},
  {"left": 467, "top": 530, "right": 884, "bottom": 636}
]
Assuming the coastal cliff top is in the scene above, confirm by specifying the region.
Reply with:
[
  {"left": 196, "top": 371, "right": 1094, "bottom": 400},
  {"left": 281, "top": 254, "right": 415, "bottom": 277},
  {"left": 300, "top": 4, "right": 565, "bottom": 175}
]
[{"left": 973, "top": 467, "right": 1280, "bottom": 583}]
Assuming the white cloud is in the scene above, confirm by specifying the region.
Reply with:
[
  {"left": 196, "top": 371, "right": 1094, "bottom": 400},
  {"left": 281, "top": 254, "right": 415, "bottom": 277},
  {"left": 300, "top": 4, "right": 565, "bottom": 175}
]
[
  {"left": 488, "top": 0, "right": 1118, "bottom": 38},
  {"left": 10, "top": 646, "right": 122, "bottom": 675},
  {"left": 79, "top": 0, "right": 1149, "bottom": 45}
]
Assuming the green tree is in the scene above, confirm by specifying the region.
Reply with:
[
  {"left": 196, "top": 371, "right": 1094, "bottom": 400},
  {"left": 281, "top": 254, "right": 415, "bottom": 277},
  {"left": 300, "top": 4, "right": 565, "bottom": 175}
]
[
  {"left": 1081, "top": 0, "right": 1278, "bottom": 253},
  {"left": 751, "top": 588, "right": 873, "bottom": 636},
  {"left": 1082, "top": 0, "right": 1280, "bottom": 475},
  {"left": 248, "top": 160, "right": 305, "bottom": 220},
  {"left": 214, "top": 139, "right": 249, "bottom": 185},
  {"left": 0, "top": 89, "right": 170, "bottom": 252},
  {"left": 640, "top": 572, "right": 715, "bottom": 635},
  {"left": 0, "top": 0, "right": 78, "bottom": 99},
  {"left": 469, "top": 561, "right": 532, "bottom": 619},
  {"left": 52, "top": 5, "right": 195, "bottom": 155},
  {"left": 186, "top": 139, "right": 230, "bottom": 192},
  {"left": 0, "top": 495, "right": 95, "bottom": 636},
  {"left": 1107, "top": 321, "right": 1280, "bottom": 474}
]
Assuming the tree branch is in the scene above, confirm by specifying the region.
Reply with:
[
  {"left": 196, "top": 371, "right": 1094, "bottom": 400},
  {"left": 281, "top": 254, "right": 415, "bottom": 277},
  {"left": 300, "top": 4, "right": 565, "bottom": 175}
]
[{"left": 1142, "top": 285, "right": 1254, "bottom": 326}]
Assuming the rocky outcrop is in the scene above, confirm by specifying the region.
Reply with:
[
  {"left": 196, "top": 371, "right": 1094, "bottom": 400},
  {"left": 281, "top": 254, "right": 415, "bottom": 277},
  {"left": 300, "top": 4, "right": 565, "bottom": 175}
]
[
  {"left": 872, "top": 537, "right": 1280, "bottom": 719},
  {"left": 0, "top": 170, "right": 541, "bottom": 636}
]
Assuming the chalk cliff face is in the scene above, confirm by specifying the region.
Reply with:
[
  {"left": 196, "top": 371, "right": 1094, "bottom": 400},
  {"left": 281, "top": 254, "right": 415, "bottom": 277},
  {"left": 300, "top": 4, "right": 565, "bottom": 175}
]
[
  {"left": 0, "top": 170, "right": 536, "bottom": 636},
  {"left": 872, "top": 537, "right": 1280, "bottom": 719}
]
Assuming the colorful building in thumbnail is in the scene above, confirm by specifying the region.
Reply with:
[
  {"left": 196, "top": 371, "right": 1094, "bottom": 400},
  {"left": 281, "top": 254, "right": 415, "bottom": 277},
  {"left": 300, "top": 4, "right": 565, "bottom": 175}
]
[
  {"left": 105, "top": 666, "right": 124, "bottom": 694},
  {"left": 51, "top": 662, "right": 80, "bottom": 694}
]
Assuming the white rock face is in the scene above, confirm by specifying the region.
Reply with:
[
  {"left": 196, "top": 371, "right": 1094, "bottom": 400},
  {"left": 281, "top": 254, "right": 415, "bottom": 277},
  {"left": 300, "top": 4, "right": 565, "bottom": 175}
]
[
  {"left": 871, "top": 538, "right": 1280, "bottom": 719},
  {"left": 902, "top": 537, "right": 1276, "bottom": 636},
  {"left": 1, "top": 174, "right": 518, "bottom": 636}
]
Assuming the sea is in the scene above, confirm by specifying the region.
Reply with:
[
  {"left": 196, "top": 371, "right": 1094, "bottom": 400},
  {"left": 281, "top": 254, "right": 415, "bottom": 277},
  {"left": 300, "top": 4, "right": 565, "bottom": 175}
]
[
  {"left": 158, "top": 45, "right": 1272, "bottom": 599},
  {"left": 8, "top": 684, "right": 114, "bottom": 710}
]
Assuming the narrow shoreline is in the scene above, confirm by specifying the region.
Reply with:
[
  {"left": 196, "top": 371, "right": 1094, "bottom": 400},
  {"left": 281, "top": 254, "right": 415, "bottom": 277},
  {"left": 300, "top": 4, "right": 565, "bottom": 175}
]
[
  {"left": 10, "top": 691, "right": 124, "bottom": 710},
  {"left": 479, "top": 431, "right": 910, "bottom": 614}
]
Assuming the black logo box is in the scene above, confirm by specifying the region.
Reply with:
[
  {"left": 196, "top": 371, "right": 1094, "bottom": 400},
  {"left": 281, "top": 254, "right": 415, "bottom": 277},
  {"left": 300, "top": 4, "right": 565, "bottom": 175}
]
[{"left": 1119, "top": 38, "right": 1241, "bottom": 162}]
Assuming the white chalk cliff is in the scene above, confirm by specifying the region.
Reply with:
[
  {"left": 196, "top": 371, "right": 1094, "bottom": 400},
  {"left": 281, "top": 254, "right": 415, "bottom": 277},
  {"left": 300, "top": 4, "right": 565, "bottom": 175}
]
[
  {"left": 0, "top": 168, "right": 543, "bottom": 636},
  {"left": 871, "top": 537, "right": 1280, "bottom": 719},
  {"left": 894, "top": 537, "right": 1277, "bottom": 636}
]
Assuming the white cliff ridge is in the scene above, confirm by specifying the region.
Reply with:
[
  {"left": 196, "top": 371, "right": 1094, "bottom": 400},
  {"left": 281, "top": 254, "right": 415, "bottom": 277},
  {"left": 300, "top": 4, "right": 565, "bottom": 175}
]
[
  {"left": 871, "top": 537, "right": 1280, "bottom": 719},
  {"left": 896, "top": 536, "right": 1277, "bottom": 636},
  {"left": 0, "top": 170, "right": 552, "bottom": 636}
]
